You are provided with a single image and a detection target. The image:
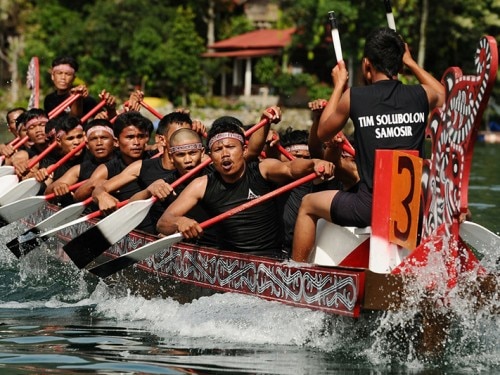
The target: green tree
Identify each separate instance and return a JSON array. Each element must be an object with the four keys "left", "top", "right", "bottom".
[{"left": 163, "top": 6, "right": 205, "bottom": 106}]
